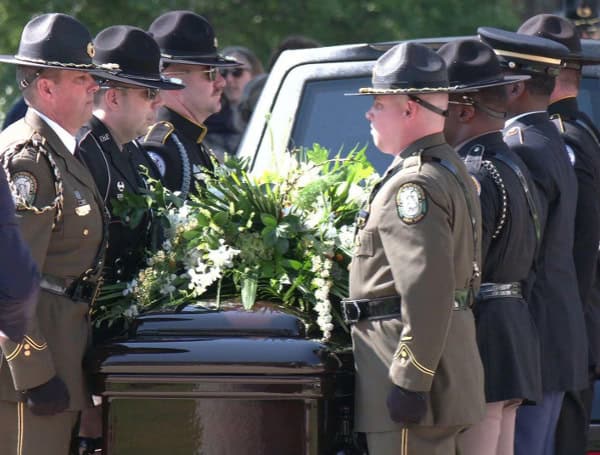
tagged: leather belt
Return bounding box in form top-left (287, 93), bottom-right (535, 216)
top-left (40, 274), bottom-right (103, 304)
top-left (341, 290), bottom-right (470, 325)
top-left (478, 282), bottom-right (522, 301)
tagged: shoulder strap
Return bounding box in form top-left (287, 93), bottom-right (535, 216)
top-left (143, 121), bottom-right (175, 144)
top-left (492, 152), bottom-right (541, 248)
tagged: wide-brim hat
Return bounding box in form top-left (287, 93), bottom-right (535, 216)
top-left (0, 13), bottom-right (108, 72)
top-left (93, 25), bottom-right (183, 90)
top-left (350, 41), bottom-right (452, 96)
top-left (478, 26), bottom-right (570, 76)
top-left (148, 10), bottom-right (239, 67)
top-left (438, 39), bottom-right (530, 92)
top-left (517, 14), bottom-right (600, 66)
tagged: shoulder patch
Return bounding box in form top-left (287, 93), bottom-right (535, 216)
top-left (143, 121), bottom-right (175, 145)
top-left (147, 151), bottom-right (166, 177)
top-left (12, 171), bottom-right (38, 208)
top-left (396, 183), bottom-right (427, 224)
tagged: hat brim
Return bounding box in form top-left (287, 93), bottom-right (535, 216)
top-left (452, 74), bottom-right (531, 92)
top-left (346, 86), bottom-right (454, 96)
top-left (565, 52), bottom-right (600, 66)
top-left (0, 54), bottom-right (97, 71)
top-left (160, 54), bottom-right (240, 67)
top-left (93, 70), bottom-right (184, 90)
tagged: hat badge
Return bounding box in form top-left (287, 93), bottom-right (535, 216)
top-left (87, 42), bottom-right (95, 58)
top-left (577, 6), bottom-right (593, 17)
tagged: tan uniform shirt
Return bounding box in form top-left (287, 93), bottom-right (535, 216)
top-left (349, 133), bottom-right (485, 432)
top-left (0, 109), bottom-right (105, 410)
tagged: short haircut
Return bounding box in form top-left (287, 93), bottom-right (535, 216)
top-left (524, 73), bottom-right (556, 97)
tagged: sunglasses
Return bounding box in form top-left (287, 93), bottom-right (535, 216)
top-left (164, 67), bottom-right (219, 82)
top-left (220, 67), bottom-right (249, 78)
top-left (104, 86), bottom-right (160, 101)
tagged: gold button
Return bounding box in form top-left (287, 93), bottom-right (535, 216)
top-left (400, 351), bottom-right (407, 358)
top-left (23, 343), bottom-right (30, 350)
top-left (24, 351), bottom-right (31, 357)
top-left (83, 229), bottom-right (89, 236)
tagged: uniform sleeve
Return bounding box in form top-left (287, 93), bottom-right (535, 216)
top-left (0, 169), bottom-right (39, 342)
top-left (376, 175), bottom-right (455, 392)
top-left (0, 152), bottom-right (57, 390)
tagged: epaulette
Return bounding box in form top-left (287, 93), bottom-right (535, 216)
top-left (504, 126), bottom-right (524, 144)
top-left (142, 121), bottom-right (175, 145)
top-left (550, 113), bottom-right (565, 134)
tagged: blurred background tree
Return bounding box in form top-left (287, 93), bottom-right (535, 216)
top-left (0, 0), bottom-right (563, 121)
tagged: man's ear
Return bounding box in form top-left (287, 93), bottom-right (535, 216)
top-left (508, 81), bottom-right (525, 98)
top-left (35, 77), bottom-right (54, 101)
top-left (105, 88), bottom-right (120, 109)
top-left (459, 104), bottom-right (476, 122)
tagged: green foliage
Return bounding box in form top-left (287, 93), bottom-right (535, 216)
top-left (95, 146), bottom-right (376, 339)
top-left (0, 0), bottom-right (523, 123)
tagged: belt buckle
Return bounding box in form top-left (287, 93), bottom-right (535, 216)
top-left (342, 301), bottom-right (362, 324)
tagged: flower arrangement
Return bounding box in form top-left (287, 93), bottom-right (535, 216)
top-left (96, 145), bottom-right (377, 340)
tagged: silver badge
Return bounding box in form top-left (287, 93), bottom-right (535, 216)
top-left (116, 181), bottom-right (125, 192)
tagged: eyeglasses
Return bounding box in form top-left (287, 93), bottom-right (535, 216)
top-left (220, 67), bottom-right (249, 78)
top-left (102, 86), bottom-right (160, 100)
top-left (164, 67), bottom-right (219, 82)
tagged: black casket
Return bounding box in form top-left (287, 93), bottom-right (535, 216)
top-left (90, 305), bottom-right (358, 455)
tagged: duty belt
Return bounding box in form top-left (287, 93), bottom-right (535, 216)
top-left (341, 290), bottom-right (470, 325)
top-left (478, 282), bottom-right (522, 301)
top-left (40, 274), bottom-right (103, 304)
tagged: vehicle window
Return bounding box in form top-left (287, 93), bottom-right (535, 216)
top-left (579, 74), bottom-right (600, 128)
top-left (290, 77), bottom-right (393, 174)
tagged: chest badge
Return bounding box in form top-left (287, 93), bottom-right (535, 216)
top-left (74, 190), bottom-right (91, 216)
top-left (116, 181), bottom-right (125, 192)
top-left (396, 183), bottom-right (427, 224)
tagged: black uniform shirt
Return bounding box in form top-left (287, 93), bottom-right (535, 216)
top-left (139, 107), bottom-right (215, 198)
top-left (549, 97), bottom-right (600, 369)
top-left (77, 116), bottom-right (158, 282)
top-left (504, 111), bottom-right (588, 393)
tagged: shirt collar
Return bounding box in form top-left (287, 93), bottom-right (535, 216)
top-left (505, 110), bottom-right (546, 129)
top-left (31, 108), bottom-right (77, 154)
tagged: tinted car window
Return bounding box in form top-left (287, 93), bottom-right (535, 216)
top-left (579, 74), bottom-right (600, 127)
top-left (289, 76), bottom-right (393, 174)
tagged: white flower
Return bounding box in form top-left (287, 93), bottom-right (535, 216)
top-left (123, 304), bottom-right (139, 318)
top-left (207, 240), bottom-right (240, 268)
top-left (122, 279), bottom-right (138, 296)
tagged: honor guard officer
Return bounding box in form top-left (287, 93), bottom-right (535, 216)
top-left (439, 38), bottom-right (543, 455)
top-left (518, 13), bottom-right (600, 455)
top-left (479, 27), bottom-right (588, 455)
top-left (77, 25), bottom-right (184, 286)
top-left (0, 13), bottom-right (109, 455)
top-left (564, 0), bottom-right (600, 39)
top-left (342, 42), bottom-right (485, 455)
top-left (0, 168), bottom-right (39, 344)
top-left (140, 10), bottom-right (240, 199)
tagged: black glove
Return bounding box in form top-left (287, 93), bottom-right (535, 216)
top-left (22, 375), bottom-right (70, 416)
top-left (386, 385), bottom-right (427, 424)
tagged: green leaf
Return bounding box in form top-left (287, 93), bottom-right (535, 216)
top-left (241, 277), bottom-right (258, 310)
top-left (260, 213), bottom-right (278, 227)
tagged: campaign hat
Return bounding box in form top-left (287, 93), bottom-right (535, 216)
top-left (93, 25), bottom-right (184, 90)
top-left (438, 38), bottom-right (530, 92)
top-left (478, 26), bottom-right (570, 76)
top-left (148, 11), bottom-right (239, 67)
top-left (517, 14), bottom-right (600, 67)
top-left (0, 13), bottom-right (103, 71)
top-left (355, 41), bottom-right (452, 95)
